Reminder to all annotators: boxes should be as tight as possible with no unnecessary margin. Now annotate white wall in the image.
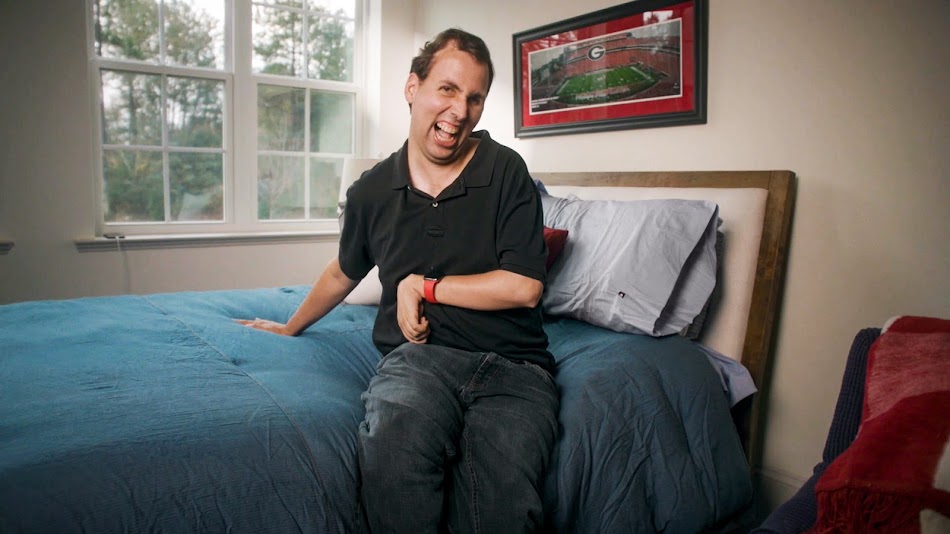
[365,0,417,156]
[413,0,950,513]
[2,0,948,518]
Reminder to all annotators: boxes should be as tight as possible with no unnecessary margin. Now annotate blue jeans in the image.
[358,343,559,533]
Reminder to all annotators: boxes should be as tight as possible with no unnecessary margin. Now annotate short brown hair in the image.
[410,28,495,90]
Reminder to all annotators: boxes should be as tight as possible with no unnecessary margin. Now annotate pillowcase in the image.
[342,228,568,306]
[680,226,723,339]
[344,265,383,305]
[541,193,719,337]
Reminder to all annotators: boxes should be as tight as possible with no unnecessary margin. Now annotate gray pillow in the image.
[681,225,723,339]
[541,194,719,337]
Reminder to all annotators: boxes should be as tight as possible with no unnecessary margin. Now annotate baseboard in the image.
[748,467,809,525]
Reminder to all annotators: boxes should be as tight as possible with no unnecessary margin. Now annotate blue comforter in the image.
[543,318,752,532]
[0,287,750,533]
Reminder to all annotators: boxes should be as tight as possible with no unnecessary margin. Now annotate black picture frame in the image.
[513,0,707,138]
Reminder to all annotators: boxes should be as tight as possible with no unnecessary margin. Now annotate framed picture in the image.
[513,0,707,138]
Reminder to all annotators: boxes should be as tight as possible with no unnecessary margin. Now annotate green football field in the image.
[557,66,654,98]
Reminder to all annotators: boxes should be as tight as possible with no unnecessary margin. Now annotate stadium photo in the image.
[528,17,682,114]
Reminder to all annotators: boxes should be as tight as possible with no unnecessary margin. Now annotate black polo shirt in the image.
[338,131,553,371]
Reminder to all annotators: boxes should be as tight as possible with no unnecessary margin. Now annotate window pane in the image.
[256,0,304,8]
[307,16,353,82]
[309,157,342,219]
[169,152,223,221]
[103,149,164,222]
[258,155,304,219]
[253,6,305,77]
[310,0,356,18]
[167,76,224,147]
[258,84,306,151]
[92,0,363,232]
[164,0,226,69]
[310,91,353,153]
[101,70,163,146]
[94,0,160,62]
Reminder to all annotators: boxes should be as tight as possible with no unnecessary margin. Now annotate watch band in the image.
[424,276,441,304]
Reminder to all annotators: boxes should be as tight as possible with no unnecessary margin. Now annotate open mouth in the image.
[434,121,460,145]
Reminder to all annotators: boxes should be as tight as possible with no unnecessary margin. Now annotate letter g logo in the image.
[587,45,606,60]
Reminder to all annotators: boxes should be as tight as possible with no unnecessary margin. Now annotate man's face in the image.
[404,45,490,166]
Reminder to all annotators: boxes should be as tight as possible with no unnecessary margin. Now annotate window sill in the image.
[0,241,13,255]
[75,230,339,252]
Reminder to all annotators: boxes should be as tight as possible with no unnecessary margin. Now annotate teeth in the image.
[437,122,459,135]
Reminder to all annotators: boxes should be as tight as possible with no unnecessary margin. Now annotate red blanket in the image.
[811,316,950,533]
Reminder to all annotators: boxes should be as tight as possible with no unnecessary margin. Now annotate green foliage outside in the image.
[253,6,352,81]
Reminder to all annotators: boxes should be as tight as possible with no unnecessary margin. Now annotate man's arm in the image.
[237,258,360,336]
[395,269,542,346]
[396,269,544,343]
[407,270,542,310]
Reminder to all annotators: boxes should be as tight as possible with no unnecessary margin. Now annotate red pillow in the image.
[543,227,569,270]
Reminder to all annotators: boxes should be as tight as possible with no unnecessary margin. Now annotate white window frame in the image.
[85,0,369,239]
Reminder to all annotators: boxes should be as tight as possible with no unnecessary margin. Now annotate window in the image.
[89,0,364,235]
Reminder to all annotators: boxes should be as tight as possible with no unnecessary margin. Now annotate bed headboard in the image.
[533,170,796,466]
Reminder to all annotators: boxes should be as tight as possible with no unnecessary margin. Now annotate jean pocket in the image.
[510,359,556,394]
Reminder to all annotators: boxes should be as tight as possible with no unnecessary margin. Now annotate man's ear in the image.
[405,73,419,106]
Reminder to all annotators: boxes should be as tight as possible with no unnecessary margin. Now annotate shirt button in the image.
[431,202,438,208]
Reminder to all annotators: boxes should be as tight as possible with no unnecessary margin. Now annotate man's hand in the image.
[235,318,294,336]
[397,274,430,344]
[233,258,361,338]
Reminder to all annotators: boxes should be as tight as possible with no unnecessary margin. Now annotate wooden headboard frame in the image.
[532,170,796,467]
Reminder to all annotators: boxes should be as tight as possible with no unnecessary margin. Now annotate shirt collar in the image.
[390,130,497,192]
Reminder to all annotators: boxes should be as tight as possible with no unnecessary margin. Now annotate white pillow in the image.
[344,267,382,305]
[541,194,719,336]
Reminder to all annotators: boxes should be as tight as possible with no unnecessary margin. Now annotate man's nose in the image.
[450,96,467,121]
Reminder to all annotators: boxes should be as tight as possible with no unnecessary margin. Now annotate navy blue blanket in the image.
[0,287,750,532]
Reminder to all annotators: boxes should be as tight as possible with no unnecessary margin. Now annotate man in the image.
[239,28,557,533]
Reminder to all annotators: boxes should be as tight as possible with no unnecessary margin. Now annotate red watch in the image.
[424,270,443,304]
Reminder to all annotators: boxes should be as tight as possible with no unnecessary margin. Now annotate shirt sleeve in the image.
[338,184,375,281]
[495,153,547,283]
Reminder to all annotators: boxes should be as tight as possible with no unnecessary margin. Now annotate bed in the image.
[0,170,795,533]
